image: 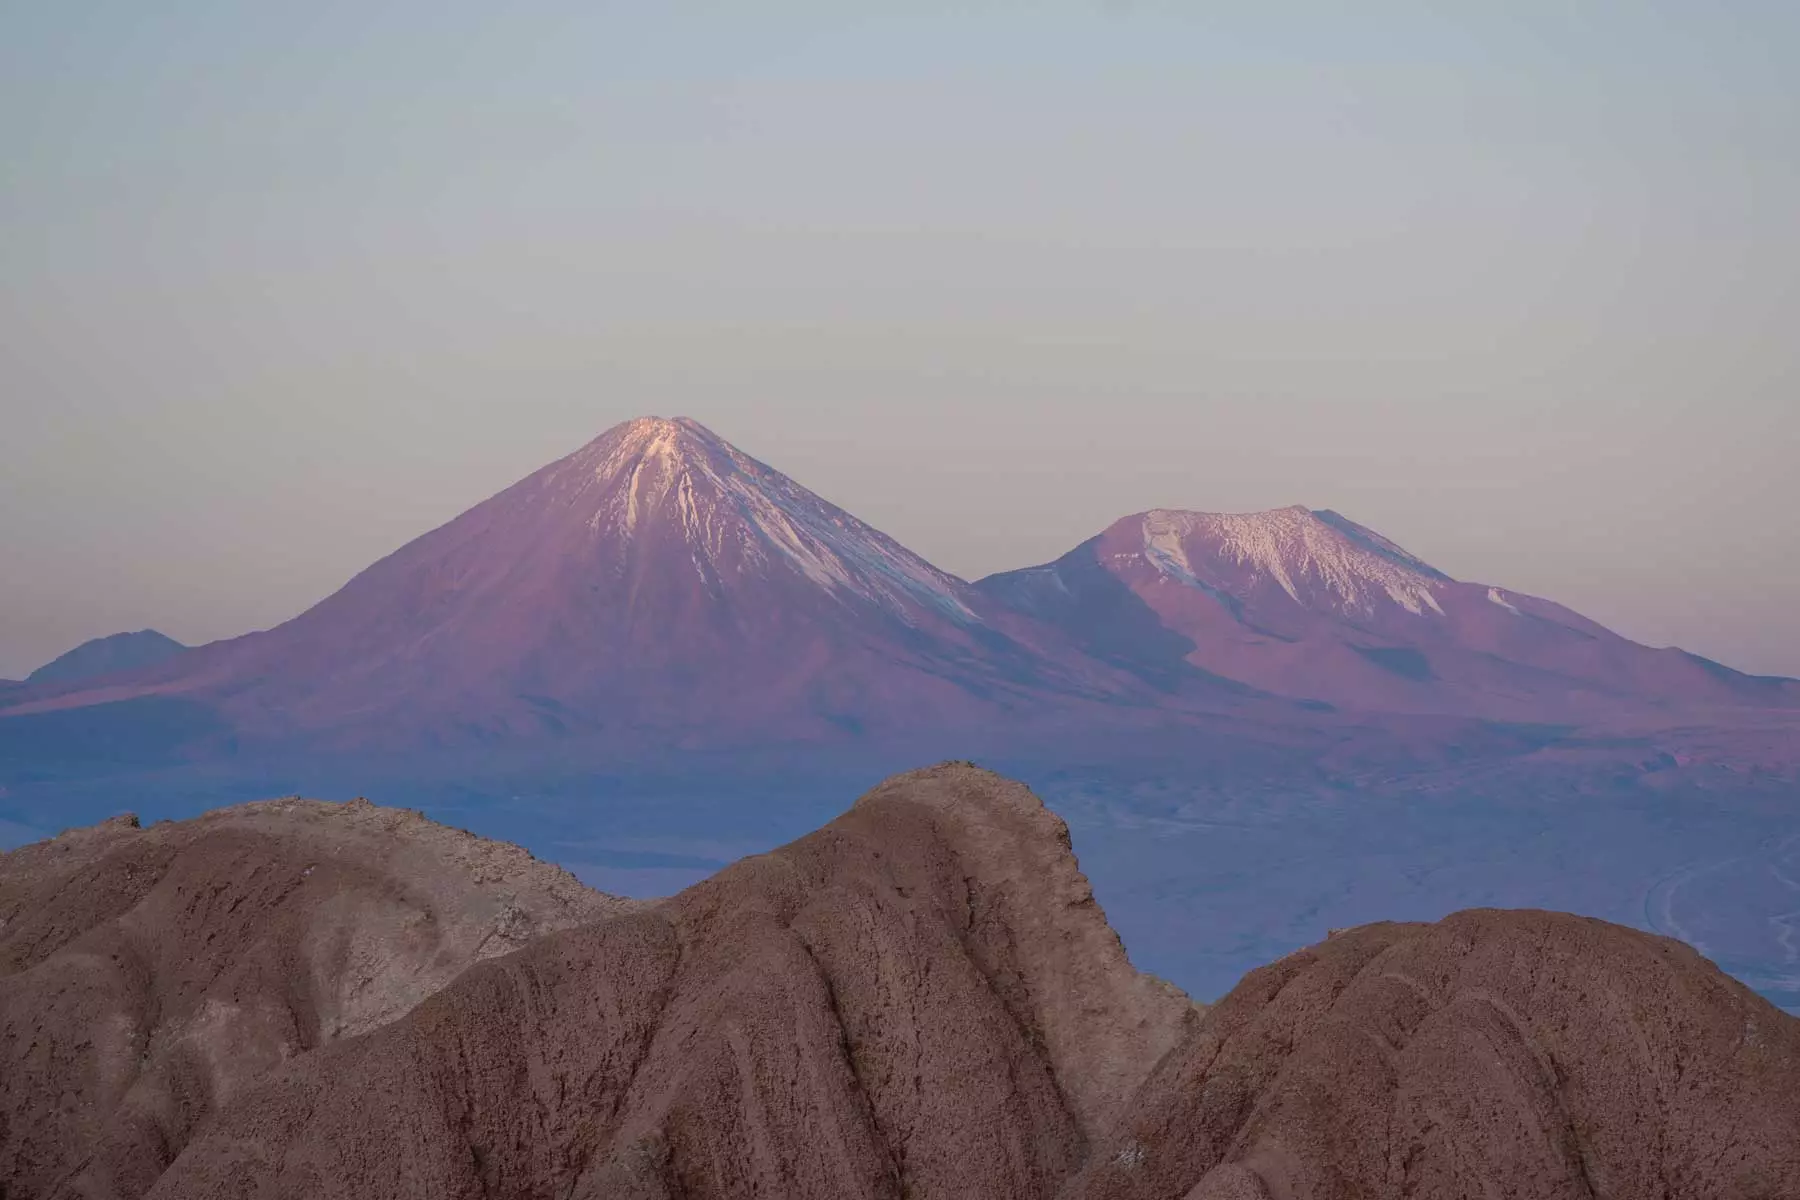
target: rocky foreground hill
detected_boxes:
[3,765,1796,1199]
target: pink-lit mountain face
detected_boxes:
[7,422,1793,757]
[977,506,1798,722]
[10,419,1144,749]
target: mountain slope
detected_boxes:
[978,506,1798,721]
[24,630,186,687]
[4,419,1147,751]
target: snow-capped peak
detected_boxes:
[1138,506,1450,617]
[549,417,977,623]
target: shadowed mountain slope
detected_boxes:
[0,798,630,1200]
[24,630,187,688]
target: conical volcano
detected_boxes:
[12,418,1142,750]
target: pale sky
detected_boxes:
[3,2,1797,679]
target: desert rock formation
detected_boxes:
[4,765,1798,1199]
[1062,909,1800,1200]
[143,764,1200,1200]
[0,797,628,1199]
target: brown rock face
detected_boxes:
[140,764,1200,1200]
[6,765,1799,1200]
[0,798,628,1200]
[1062,910,1800,1200]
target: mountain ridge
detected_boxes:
[976,505,1797,721]
[1,418,1792,760]
[0,419,1168,750]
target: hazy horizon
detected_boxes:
[5,4,1797,678]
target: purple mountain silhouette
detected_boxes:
[4,419,1150,750]
[6,420,1792,758]
[977,506,1796,721]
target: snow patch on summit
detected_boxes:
[563,417,977,623]
[1140,507,1447,617]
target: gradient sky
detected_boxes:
[3,2,1797,679]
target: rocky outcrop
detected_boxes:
[0,797,628,1199]
[6,765,1799,1200]
[1061,909,1800,1200]
[142,764,1200,1200]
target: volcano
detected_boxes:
[24,629,187,687]
[6,424,1792,761]
[4,419,1148,751]
[977,505,1797,721]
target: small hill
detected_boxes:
[1064,908,1800,1199]
[24,629,186,687]
[0,797,629,1199]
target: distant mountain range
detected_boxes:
[1,416,1792,763]
[3,417,1799,1036]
